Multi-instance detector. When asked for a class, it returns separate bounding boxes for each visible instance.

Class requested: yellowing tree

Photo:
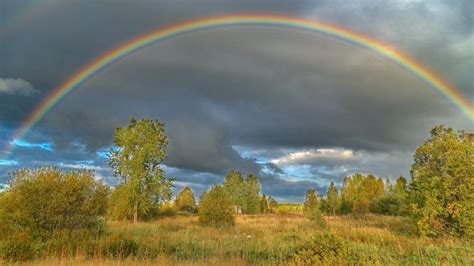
[175,186,197,213]
[108,117,173,224]
[409,125,473,237]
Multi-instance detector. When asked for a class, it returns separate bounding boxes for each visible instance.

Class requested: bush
[93,234,139,259]
[0,235,40,262]
[375,194,407,216]
[292,232,347,264]
[174,187,197,213]
[198,186,235,227]
[0,167,108,240]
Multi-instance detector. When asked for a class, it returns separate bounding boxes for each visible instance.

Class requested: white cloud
[0,78,37,96]
[271,148,356,166]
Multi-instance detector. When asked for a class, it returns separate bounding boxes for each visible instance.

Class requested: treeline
[315,174,409,217]
[302,125,473,238]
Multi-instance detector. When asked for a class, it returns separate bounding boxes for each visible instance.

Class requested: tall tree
[409,125,473,237]
[108,117,173,224]
[243,174,261,213]
[326,182,339,216]
[392,176,408,197]
[175,187,197,213]
[222,170,244,208]
[260,194,269,213]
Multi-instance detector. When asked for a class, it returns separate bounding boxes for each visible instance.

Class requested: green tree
[267,196,278,212]
[108,184,133,221]
[222,170,244,208]
[409,125,473,237]
[392,176,408,197]
[175,187,197,213]
[0,167,108,240]
[198,186,235,227]
[242,174,261,214]
[339,173,385,215]
[260,194,269,213]
[326,182,339,216]
[108,117,173,224]
[303,189,323,223]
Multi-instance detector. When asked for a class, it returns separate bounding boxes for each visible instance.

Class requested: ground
[18,214,474,265]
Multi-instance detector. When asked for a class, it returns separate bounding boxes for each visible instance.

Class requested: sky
[0,0,472,202]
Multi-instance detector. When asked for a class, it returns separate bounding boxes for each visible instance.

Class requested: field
[17,213,473,265]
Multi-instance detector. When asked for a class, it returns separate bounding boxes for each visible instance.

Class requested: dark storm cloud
[1,0,472,201]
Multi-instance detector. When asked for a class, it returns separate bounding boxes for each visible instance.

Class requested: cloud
[11,139,54,151]
[0,78,37,96]
[1,0,472,202]
[271,148,356,166]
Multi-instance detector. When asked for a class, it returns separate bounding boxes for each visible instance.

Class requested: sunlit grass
[6,214,474,265]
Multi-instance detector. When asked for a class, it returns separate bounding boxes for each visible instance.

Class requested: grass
[4,213,473,265]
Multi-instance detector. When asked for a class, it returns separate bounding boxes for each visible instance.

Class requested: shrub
[0,231,42,262]
[93,234,139,259]
[375,193,407,216]
[292,232,347,264]
[174,187,197,213]
[0,167,108,241]
[198,186,235,227]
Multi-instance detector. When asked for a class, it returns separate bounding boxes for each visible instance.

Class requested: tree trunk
[133,201,138,224]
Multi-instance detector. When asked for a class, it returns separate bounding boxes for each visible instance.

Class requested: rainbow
[4,14,474,158]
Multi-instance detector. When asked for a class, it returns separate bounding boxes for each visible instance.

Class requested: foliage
[2,215,472,264]
[374,193,407,216]
[243,174,261,213]
[0,167,108,240]
[292,232,348,264]
[95,234,139,259]
[198,186,235,227]
[260,195,269,213]
[108,117,173,223]
[326,181,339,215]
[174,187,197,213]
[222,171,262,214]
[340,173,385,215]
[409,125,473,238]
[276,203,303,213]
[267,196,278,212]
[303,189,324,224]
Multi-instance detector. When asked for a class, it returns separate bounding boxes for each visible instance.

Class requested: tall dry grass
[3,214,473,265]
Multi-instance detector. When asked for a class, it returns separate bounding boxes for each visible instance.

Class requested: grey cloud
[0,78,37,96]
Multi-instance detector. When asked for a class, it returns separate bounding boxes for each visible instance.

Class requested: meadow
[16,213,473,265]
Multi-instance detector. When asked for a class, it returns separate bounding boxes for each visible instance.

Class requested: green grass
[2,214,473,265]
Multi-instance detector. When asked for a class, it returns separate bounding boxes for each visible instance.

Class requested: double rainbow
[4,14,473,158]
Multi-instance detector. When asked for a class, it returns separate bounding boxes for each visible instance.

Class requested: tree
[409,125,473,237]
[0,167,108,240]
[222,170,244,209]
[339,173,385,215]
[267,196,278,212]
[326,182,339,216]
[260,194,269,213]
[392,176,408,197]
[175,187,197,213]
[198,186,235,227]
[242,174,261,214]
[108,117,173,224]
[303,189,324,223]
